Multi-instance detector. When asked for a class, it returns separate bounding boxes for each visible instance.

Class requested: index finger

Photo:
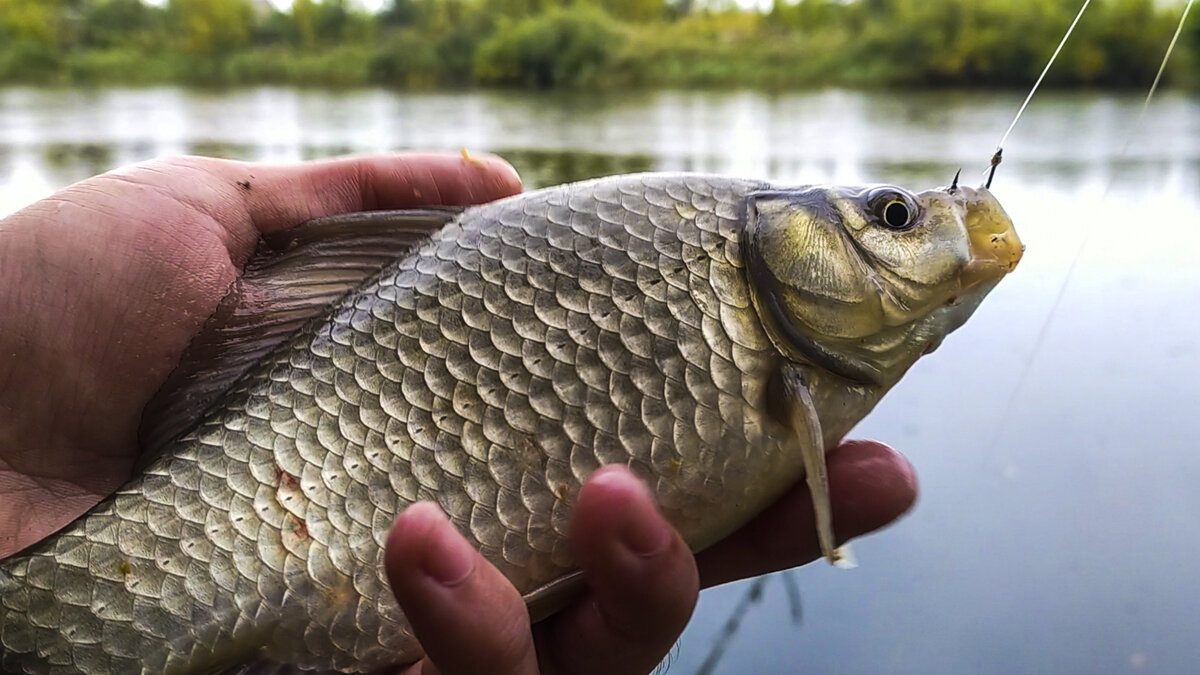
[169,151,522,233]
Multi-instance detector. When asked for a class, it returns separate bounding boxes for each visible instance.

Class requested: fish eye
[867,189,917,231]
[882,200,911,228]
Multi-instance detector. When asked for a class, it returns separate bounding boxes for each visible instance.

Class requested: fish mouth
[956,186,1024,289]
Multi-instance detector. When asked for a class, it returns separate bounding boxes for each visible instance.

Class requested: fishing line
[984,0,1094,187]
[974,0,1194,479]
[1124,0,1194,156]
[993,0,1095,155]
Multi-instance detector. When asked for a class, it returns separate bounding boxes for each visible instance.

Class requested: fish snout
[957,186,1024,288]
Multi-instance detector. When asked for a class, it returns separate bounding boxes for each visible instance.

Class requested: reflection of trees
[185,141,255,161]
[42,144,114,181]
[689,573,804,675]
[497,148,657,188]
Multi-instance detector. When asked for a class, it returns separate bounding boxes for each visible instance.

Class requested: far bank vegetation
[0,0,1195,89]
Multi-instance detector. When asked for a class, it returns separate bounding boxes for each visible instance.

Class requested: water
[2,87,1198,673]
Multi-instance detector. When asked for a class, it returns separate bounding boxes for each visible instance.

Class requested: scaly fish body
[0,174,1022,673]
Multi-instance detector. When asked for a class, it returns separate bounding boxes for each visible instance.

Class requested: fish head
[745,182,1023,387]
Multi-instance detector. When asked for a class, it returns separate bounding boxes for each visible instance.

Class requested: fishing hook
[984,149,1002,190]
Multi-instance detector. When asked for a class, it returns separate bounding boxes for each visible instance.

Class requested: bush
[475,6,625,88]
[0,43,63,83]
[64,48,174,85]
[0,0,1195,90]
[226,45,374,86]
[368,30,442,88]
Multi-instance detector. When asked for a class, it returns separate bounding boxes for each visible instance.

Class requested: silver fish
[0,173,1022,673]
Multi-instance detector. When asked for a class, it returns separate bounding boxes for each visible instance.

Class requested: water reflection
[498,148,655,189]
[0,87,1198,674]
[41,143,114,184]
[186,141,255,161]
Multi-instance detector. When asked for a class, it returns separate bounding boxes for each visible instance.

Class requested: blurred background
[2,1,1199,673]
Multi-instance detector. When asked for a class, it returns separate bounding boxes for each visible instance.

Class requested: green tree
[292,0,371,47]
[590,0,666,23]
[380,0,424,26]
[251,8,298,46]
[476,5,625,87]
[0,0,67,81]
[292,0,319,47]
[78,0,162,49]
[481,0,549,20]
[166,0,253,56]
[0,0,63,46]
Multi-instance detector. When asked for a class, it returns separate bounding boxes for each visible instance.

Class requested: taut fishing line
[981,0,1095,187]
[995,0,1095,151]
[975,0,1195,477]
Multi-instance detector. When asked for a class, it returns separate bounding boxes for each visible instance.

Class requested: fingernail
[624,513,671,558]
[592,469,671,557]
[420,509,475,586]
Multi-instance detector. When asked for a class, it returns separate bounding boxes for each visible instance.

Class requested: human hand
[387,440,917,675]
[0,152,522,557]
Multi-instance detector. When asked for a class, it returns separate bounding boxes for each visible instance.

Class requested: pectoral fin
[138,209,462,461]
[780,365,853,567]
[523,570,587,623]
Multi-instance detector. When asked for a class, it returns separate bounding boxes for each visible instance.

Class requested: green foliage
[435,15,495,85]
[0,43,63,83]
[292,0,372,46]
[167,0,254,56]
[63,48,174,85]
[78,0,161,49]
[0,0,1194,90]
[379,0,424,27]
[616,11,847,87]
[476,6,624,88]
[225,44,375,86]
[368,30,443,87]
[0,0,68,81]
[848,0,1182,86]
[0,0,64,47]
[583,0,666,23]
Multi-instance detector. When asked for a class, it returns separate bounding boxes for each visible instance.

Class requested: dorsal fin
[138,208,463,459]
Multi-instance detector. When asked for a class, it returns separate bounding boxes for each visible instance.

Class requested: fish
[0,172,1022,674]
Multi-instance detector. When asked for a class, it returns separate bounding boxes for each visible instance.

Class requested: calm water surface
[1,87,1198,674]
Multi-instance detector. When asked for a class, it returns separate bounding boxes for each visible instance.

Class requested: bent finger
[224,152,523,232]
[538,467,699,675]
[387,502,539,675]
[194,151,518,229]
[696,440,918,588]
[119,152,521,264]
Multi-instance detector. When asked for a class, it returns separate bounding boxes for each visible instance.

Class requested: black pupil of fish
[883,201,910,228]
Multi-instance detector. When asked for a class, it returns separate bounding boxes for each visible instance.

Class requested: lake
[2,87,1198,674]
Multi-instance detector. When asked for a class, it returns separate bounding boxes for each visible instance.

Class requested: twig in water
[694,576,769,675]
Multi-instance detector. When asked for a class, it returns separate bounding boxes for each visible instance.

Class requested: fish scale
[1,174,808,674]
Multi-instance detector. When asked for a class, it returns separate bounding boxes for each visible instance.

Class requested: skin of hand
[0,154,918,674]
